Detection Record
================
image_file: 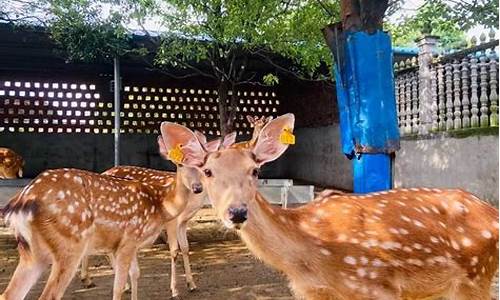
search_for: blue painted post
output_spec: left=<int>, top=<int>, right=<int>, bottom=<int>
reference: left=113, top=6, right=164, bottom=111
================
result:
left=331, top=30, right=400, bottom=193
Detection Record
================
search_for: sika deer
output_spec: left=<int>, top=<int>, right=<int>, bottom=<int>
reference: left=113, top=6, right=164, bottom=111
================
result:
left=232, top=115, right=272, bottom=149
left=0, top=164, right=187, bottom=300
left=93, top=164, right=204, bottom=298
left=159, top=113, right=499, bottom=300
left=0, top=148, right=24, bottom=179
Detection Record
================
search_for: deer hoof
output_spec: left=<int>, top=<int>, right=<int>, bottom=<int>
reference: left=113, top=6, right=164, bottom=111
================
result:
left=124, top=282, right=131, bottom=293
left=187, top=282, right=197, bottom=292
left=81, top=279, right=96, bottom=289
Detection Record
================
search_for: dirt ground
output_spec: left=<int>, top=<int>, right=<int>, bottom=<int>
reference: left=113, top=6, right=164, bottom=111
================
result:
left=0, top=207, right=498, bottom=300
left=0, top=207, right=293, bottom=300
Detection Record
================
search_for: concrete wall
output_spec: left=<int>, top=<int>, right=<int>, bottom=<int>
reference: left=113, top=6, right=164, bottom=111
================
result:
left=0, top=133, right=176, bottom=177
left=275, top=125, right=353, bottom=190
left=394, top=132, right=499, bottom=205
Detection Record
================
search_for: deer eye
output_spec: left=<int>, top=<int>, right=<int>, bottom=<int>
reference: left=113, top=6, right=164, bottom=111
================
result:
left=252, top=168, right=260, bottom=178
left=203, top=169, right=213, bottom=177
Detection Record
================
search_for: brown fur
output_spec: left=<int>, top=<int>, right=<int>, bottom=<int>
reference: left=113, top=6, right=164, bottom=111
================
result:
left=80, top=166, right=202, bottom=297
left=0, top=168, right=185, bottom=300
left=0, top=148, right=24, bottom=179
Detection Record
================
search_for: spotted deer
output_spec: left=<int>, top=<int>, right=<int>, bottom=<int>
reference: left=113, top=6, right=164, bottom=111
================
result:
left=159, top=113, right=499, bottom=300
left=0, top=163, right=189, bottom=300
left=0, top=148, right=24, bottom=179
left=232, top=115, right=272, bottom=149
left=80, top=164, right=204, bottom=298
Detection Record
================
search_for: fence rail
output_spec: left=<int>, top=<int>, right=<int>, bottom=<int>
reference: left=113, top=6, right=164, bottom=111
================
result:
left=395, top=30, right=499, bottom=136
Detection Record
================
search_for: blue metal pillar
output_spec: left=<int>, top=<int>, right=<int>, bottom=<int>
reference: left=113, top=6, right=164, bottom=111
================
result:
left=332, top=30, right=400, bottom=193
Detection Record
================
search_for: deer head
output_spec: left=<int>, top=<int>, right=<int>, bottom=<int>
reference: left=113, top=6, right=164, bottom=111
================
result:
left=160, top=114, right=294, bottom=229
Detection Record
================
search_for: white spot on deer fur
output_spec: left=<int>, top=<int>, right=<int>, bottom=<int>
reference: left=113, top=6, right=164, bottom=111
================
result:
left=57, top=191, right=65, bottom=199
left=424, top=247, right=432, bottom=253
left=73, top=176, right=83, bottom=184
left=389, top=228, right=399, bottom=234
left=67, top=205, right=75, bottom=214
left=350, top=238, right=359, bottom=244
left=319, top=248, right=331, bottom=256
left=481, top=267, right=486, bottom=274
left=372, top=258, right=384, bottom=267
left=337, top=233, right=348, bottom=242
left=344, top=256, right=356, bottom=265
left=356, top=268, right=367, bottom=278
left=397, top=200, right=407, bottom=206
left=440, top=201, right=449, bottom=209
left=431, top=205, right=440, bottom=214
left=369, top=271, right=378, bottom=279
left=471, top=256, right=478, bottom=266
left=407, top=259, right=424, bottom=266
left=413, top=243, right=422, bottom=250
left=401, top=215, right=411, bottom=222
left=462, top=237, right=472, bottom=247
left=434, top=256, right=447, bottom=264
left=403, top=246, right=413, bottom=252
left=359, top=256, right=369, bottom=265
left=399, top=228, right=409, bottom=235
left=439, top=221, right=447, bottom=228
left=481, top=230, right=492, bottom=239
left=48, top=203, right=61, bottom=213
left=413, top=220, right=425, bottom=228
left=430, top=236, right=439, bottom=243
left=381, top=241, right=401, bottom=250
left=451, top=240, right=460, bottom=250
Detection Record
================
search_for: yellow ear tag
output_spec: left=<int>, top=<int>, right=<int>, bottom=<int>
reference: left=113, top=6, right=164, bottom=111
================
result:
left=168, top=144, right=184, bottom=164
left=279, top=127, right=295, bottom=145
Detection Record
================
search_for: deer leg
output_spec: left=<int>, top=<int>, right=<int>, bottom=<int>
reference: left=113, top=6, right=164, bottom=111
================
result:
left=177, top=221, right=196, bottom=291
left=112, top=246, right=136, bottom=300
left=166, top=221, right=180, bottom=299
left=1, top=252, right=48, bottom=300
left=38, top=242, right=86, bottom=300
left=80, top=255, right=96, bottom=288
left=128, top=255, right=140, bottom=300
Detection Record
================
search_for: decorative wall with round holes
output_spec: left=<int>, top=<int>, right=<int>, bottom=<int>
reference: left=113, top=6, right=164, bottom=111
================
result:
left=0, top=79, right=280, bottom=136
left=121, top=85, right=280, bottom=136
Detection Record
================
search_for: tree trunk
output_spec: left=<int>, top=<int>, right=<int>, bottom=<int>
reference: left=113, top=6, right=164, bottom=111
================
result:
left=217, top=79, right=230, bottom=136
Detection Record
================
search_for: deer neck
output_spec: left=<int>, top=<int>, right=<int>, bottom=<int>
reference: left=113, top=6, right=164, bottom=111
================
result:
left=160, top=173, right=189, bottom=220
left=239, top=193, right=304, bottom=272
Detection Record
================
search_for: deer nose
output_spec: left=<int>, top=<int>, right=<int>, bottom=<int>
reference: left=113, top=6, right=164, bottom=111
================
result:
left=191, top=183, right=203, bottom=194
left=228, top=206, right=248, bottom=224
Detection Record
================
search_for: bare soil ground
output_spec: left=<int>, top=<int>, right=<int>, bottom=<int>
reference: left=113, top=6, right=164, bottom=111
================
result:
left=0, top=207, right=293, bottom=300
left=0, top=207, right=498, bottom=300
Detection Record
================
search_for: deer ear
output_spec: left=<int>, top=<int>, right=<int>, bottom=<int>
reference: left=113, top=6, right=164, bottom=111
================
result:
left=159, top=122, right=207, bottom=167
left=252, top=113, right=295, bottom=166
left=221, top=132, right=237, bottom=149
left=157, top=136, right=169, bottom=160
left=193, top=130, right=208, bottom=145
left=246, top=115, right=255, bottom=124
left=204, top=138, right=222, bottom=152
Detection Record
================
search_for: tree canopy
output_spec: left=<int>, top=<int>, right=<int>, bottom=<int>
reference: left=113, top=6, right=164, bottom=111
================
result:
left=1, top=0, right=497, bottom=132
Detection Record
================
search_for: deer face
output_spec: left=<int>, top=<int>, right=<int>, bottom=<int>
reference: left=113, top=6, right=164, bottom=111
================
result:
left=200, top=149, right=259, bottom=228
left=177, top=165, right=203, bottom=194
left=159, top=114, right=295, bottom=229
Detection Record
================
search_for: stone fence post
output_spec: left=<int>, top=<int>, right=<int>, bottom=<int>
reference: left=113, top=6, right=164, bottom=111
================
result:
left=416, top=35, right=439, bottom=134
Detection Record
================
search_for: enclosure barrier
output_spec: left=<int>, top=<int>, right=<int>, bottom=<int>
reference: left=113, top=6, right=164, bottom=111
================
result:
left=395, top=30, right=499, bottom=136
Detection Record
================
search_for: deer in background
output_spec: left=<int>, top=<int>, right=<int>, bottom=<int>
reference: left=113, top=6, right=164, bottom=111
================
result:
left=0, top=148, right=24, bottom=179
left=160, top=113, right=499, bottom=300
left=79, top=164, right=203, bottom=298
left=0, top=160, right=189, bottom=299
left=232, top=115, right=273, bottom=149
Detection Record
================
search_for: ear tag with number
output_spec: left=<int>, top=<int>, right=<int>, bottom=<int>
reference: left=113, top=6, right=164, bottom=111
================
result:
left=168, top=144, right=184, bottom=164
left=279, top=127, right=295, bottom=145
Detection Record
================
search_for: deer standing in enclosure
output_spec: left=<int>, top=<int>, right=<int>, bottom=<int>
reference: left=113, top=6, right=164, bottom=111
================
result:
left=160, top=113, right=499, bottom=300
left=0, top=162, right=190, bottom=299
left=79, top=115, right=271, bottom=297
